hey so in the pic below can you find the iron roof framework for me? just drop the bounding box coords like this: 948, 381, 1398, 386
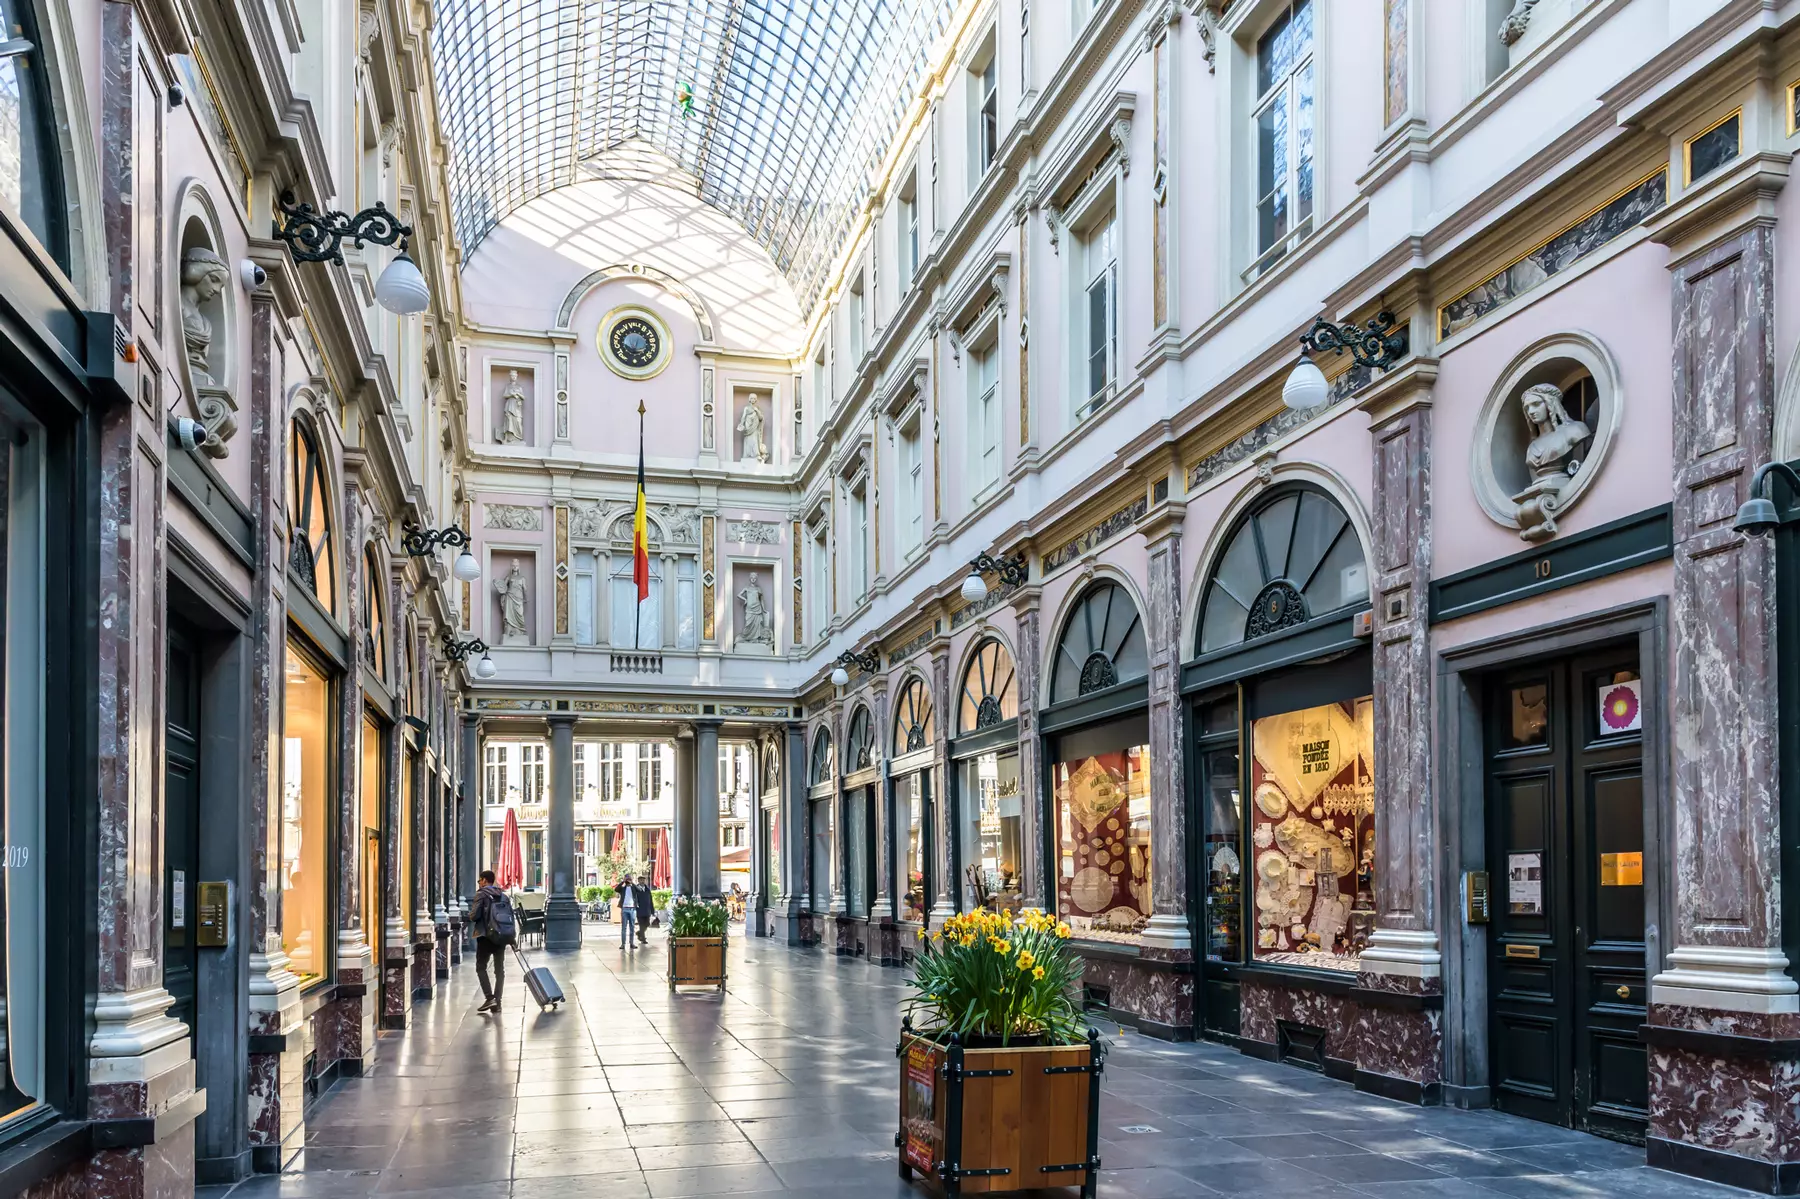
433, 0, 958, 311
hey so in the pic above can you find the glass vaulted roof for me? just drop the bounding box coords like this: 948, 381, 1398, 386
433, 0, 958, 310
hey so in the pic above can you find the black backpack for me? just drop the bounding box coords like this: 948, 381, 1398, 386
483, 890, 518, 942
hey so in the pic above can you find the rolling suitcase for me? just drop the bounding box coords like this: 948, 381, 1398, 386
512, 943, 564, 1011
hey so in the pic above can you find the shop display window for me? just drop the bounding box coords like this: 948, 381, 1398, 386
1, 399, 44, 1124
1198, 697, 1242, 961
810, 797, 832, 912
763, 808, 779, 904
961, 751, 1022, 911
360, 714, 385, 950
900, 773, 927, 921
1249, 696, 1375, 971
846, 788, 868, 917
281, 641, 332, 984
400, 751, 414, 921
1052, 716, 1152, 943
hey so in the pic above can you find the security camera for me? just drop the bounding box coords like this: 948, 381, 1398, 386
240, 260, 267, 291
167, 83, 185, 109
171, 416, 205, 452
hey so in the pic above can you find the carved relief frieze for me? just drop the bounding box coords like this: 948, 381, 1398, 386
484, 503, 542, 531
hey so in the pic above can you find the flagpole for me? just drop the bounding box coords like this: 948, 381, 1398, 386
636, 400, 646, 651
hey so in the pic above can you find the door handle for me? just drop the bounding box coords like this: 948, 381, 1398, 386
1616, 985, 1631, 1000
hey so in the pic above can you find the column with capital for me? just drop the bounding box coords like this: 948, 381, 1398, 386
695, 719, 723, 898
781, 721, 810, 944
545, 712, 582, 950
1010, 588, 1043, 906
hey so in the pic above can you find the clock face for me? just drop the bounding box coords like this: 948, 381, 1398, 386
610, 317, 660, 369
598, 306, 672, 379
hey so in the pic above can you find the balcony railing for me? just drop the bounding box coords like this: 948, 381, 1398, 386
610, 652, 663, 674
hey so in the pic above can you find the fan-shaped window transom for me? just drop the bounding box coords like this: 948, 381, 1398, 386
1051, 582, 1147, 706
1198, 487, 1367, 655
892, 676, 935, 754
845, 706, 875, 772
959, 639, 1018, 733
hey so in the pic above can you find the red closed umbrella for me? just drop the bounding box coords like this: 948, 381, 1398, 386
613, 822, 628, 859
653, 826, 672, 889
496, 807, 524, 889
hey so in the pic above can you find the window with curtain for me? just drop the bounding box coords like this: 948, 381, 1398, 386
519, 743, 545, 805
1250, 0, 1315, 278
637, 742, 662, 802
610, 556, 661, 647
599, 742, 624, 801
675, 558, 697, 648
848, 278, 866, 363
809, 522, 830, 639
898, 416, 923, 557
898, 172, 919, 287
1050, 581, 1147, 705
484, 743, 510, 806
849, 481, 869, 600
288, 420, 338, 616
282, 640, 332, 983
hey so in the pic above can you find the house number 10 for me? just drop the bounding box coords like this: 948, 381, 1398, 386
1535, 559, 1553, 580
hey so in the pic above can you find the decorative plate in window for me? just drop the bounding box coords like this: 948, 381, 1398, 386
598, 305, 672, 380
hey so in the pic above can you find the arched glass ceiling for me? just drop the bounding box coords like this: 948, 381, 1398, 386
432, 0, 958, 311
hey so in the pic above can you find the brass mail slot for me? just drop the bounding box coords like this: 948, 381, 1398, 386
1504, 943, 1541, 960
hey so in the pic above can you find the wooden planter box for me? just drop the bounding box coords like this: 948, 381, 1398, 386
668, 936, 726, 990
896, 1026, 1103, 1197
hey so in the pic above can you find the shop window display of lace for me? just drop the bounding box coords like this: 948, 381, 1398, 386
1250, 697, 1374, 971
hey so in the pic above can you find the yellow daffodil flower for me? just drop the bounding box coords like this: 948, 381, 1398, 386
1032, 966, 1045, 980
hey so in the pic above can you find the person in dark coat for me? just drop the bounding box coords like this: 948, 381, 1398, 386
629, 878, 653, 944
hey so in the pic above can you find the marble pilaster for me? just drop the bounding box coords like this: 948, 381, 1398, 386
1137, 494, 1191, 966
928, 643, 955, 924
695, 718, 723, 898
1009, 588, 1043, 906
780, 721, 811, 944
545, 713, 581, 949
675, 726, 697, 896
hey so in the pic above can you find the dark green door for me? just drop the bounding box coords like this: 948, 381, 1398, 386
165, 626, 202, 1035
1487, 649, 1648, 1142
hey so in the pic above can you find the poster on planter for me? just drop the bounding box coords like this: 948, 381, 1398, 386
1249, 696, 1375, 971
901, 1040, 941, 1174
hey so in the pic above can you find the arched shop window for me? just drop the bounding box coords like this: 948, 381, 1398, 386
288, 418, 339, 617
363, 546, 387, 679
1197, 485, 1368, 655
1193, 484, 1375, 979
809, 728, 834, 785
892, 676, 935, 754
844, 706, 874, 772
1050, 581, 1147, 704
1049, 582, 1152, 943
958, 638, 1017, 733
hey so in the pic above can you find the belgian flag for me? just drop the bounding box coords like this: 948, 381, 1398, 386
632, 401, 650, 626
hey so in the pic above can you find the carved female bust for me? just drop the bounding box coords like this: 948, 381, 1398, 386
1520, 382, 1591, 480
180, 247, 231, 387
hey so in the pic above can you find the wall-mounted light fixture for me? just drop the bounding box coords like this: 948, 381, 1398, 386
1282, 311, 1408, 411
274, 191, 430, 315
443, 633, 497, 679
959, 552, 1028, 603
403, 524, 481, 581
829, 647, 881, 688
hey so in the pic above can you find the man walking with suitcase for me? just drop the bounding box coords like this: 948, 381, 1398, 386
468, 870, 517, 1013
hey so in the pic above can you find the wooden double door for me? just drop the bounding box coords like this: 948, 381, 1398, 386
1486, 648, 1648, 1142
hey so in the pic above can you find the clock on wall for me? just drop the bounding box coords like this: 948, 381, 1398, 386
598, 305, 673, 380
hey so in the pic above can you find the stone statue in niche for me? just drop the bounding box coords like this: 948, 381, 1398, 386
494, 558, 530, 645
1512, 382, 1591, 543
737, 398, 768, 464
499, 370, 527, 444
737, 576, 775, 651
180, 246, 237, 458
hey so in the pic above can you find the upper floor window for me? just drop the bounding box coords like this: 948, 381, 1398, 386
1076, 211, 1117, 421
849, 478, 870, 601
971, 36, 998, 178
898, 412, 923, 559
808, 519, 831, 639
362, 546, 387, 678
0, 0, 66, 269
898, 173, 920, 290
971, 342, 1000, 492
598, 742, 624, 801
288, 419, 338, 617
636, 742, 662, 801
811, 344, 828, 424
1250, 0, 1315, 279
848, 278, 866, 364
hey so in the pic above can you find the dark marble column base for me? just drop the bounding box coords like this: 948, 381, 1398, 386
448, 918, 465, 964
434, 924, 451, 978
1235, 971, 1443, 1103
872, 919, 903, 967
410, 937, 434, 999
1078, 949, 1195, 1035
1649, 1135, 1800, 1194
382, 954, 410, 1030
1644, 1004, 1800, 1190
545, 899, 583, 952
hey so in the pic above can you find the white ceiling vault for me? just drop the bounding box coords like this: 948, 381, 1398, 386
432, 0, 959, 310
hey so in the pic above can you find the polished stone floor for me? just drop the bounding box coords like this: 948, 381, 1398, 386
200, 929, 1749, 1198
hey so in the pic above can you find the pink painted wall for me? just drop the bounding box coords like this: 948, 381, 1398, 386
1431, 241, 1674, 578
